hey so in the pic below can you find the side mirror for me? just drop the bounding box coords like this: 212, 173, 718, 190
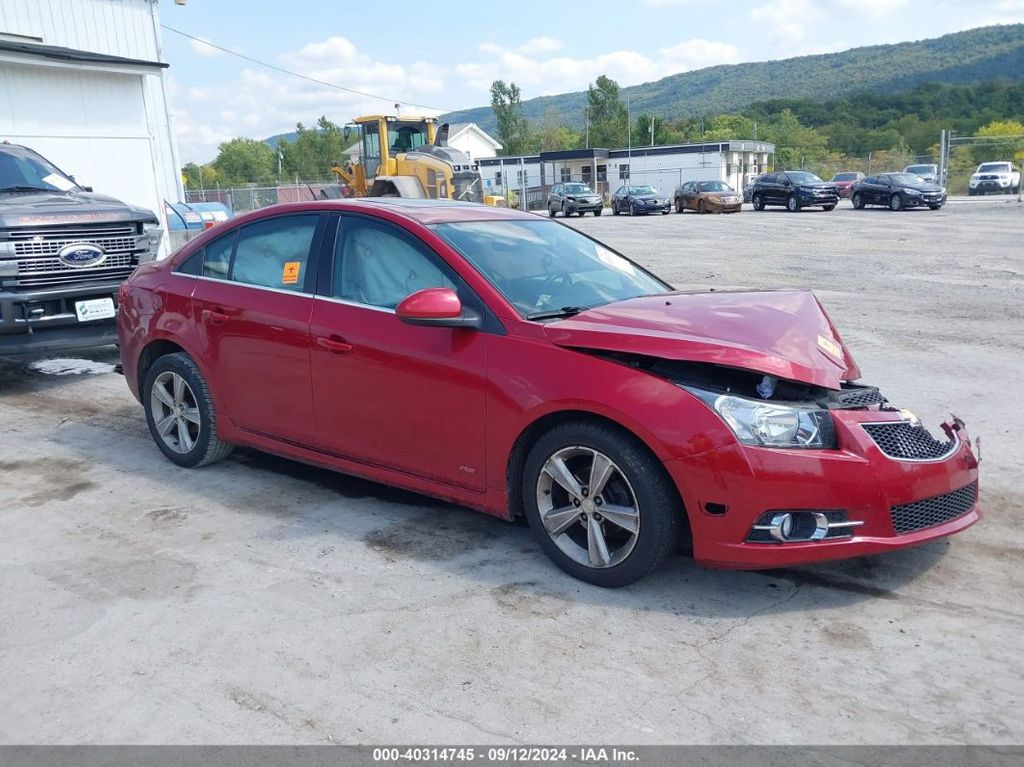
396, 287, 481, 329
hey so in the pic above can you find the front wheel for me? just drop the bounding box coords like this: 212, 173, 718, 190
890, 194, 903, 211
822, 204, 836, 211
697, 200, 706, 214
548, 206, 556, 217
594, 209, 603, 216
143, 352, 233, 468
852, 192, 864, 209
522, 421, 680, 587
787, 195, 800, 212
612, 202, 620, 215
630, 203, 638, 216
675, 198, 684, 213
928, 204, 943, 210
752, 194, 765, 211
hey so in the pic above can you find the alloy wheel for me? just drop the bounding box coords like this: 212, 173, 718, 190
535, 446, 640, 569
150, 371, 201, 454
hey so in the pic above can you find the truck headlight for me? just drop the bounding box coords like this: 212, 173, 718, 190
141, 222, 165, 262
684, 387, 837, 449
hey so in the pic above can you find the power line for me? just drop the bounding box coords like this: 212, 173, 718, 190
161, 24, 450, 114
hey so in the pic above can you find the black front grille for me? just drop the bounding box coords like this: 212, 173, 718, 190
890, 482, 978, 534
863, 421, 957, 460
832, 385, 884, 409
2, 223, 141, 290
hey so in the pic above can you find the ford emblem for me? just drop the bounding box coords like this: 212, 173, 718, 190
58, 243, 106, 268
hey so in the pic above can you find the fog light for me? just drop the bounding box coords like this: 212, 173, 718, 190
769, 512, 794, 541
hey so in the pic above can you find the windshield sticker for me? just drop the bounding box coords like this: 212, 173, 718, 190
43, 173, 76, 192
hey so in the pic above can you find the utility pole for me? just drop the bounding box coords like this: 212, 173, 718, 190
650, 115, 655, 147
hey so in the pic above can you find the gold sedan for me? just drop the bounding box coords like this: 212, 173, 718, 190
673, 180, 743, 214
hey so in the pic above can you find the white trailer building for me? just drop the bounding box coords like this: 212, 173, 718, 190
0, 0, 181, 254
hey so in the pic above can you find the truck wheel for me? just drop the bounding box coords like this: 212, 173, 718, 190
522, 420, 680, 587
143, 352, 233, 468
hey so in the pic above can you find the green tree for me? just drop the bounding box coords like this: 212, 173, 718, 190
586, 75, 628, 148
279, 116, 348, 180
490, 80, 532, 156
975, 120, 1024, 162
633, 114, 670, 146
211, 138, 276, 185
532, 107, 582, 152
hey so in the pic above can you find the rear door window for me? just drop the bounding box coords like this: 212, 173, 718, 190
230, 215, 319, 292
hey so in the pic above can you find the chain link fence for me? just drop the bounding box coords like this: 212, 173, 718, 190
941, 132, 1024, 196
185, 181, 345, 213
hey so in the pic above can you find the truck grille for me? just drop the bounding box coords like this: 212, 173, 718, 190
890, 482, 977, 534
862, 421, 958, 461
3, 224, 140, 289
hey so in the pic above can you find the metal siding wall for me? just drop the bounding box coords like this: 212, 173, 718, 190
0, 0, 157, 60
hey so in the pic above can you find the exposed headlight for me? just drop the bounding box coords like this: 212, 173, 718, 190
905, 188, 921, 195
685, 387, 837, 449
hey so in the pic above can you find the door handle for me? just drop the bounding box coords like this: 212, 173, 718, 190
317, 336, 353, 354
202, 308, 229, 325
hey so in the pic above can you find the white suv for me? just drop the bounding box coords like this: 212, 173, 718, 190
969, 162, 1021, 195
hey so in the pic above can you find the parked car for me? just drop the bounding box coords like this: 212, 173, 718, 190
851, 173, 946, 211
0, 141, 162, 356
903, 164, 941, 185
829, 171, 865, 199
547, 183, 604, 217
750, 171, 839, 212
968, 162, 1021, 195
610, 185, 671, 215
118, 198, 980, 587
743, 174, 766, 203
673, 180, 742, 214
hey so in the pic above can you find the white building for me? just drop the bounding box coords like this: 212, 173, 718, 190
480, 140, 775, 208
343, 121, 502, 164
0, 0, 182, 254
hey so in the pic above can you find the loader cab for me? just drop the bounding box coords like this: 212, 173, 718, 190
353, 115, 436, 177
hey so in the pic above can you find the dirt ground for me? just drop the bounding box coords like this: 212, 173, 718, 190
1, 198, 1021, 745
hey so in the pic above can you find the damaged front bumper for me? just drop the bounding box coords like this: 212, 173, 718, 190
666, 409, 980, 569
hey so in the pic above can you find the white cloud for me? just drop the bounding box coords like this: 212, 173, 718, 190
659, 39, 741, 70
641, 0, 694, 6
188, 36, 222, 58
518, 36, 563, 55
750, 0, 823, 45
836, 0, 908, 15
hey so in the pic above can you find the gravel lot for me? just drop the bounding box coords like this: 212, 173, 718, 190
1, 198, 1021, 745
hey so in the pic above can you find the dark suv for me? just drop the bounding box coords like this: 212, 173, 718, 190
750, 171, 838, 212
0, 143, 162, 356
547, 183, 604, 216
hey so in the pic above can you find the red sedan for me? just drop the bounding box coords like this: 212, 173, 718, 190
118, 199, 980, 586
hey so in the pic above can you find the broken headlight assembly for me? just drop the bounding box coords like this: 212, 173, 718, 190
684, 386, 838, 449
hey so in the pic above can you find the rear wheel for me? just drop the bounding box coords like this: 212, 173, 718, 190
787, 195, 800, 212
675, 198, 684, 213
890, 194, 903, 211
752, 194, 765, 211
852, 192, 865, 209
143, 352, 233, 468
522, 421, 680, 587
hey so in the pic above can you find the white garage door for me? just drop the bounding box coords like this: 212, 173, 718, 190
0, 61, 161, 217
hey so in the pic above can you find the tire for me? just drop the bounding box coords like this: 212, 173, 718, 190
697, 200, 705, 214
968, 188, 976, 196
594, 209, 602, 216
752, 194, 765, 211
562, 203, 569, 218
822, 204, 836, 211
522, 420, 680, 587
630, 202, 638, 216
548, 206, 556, 217
612, 202, 620, 215
928, 204, 942, 210
787, 195, 800, 212
852, 192, 864, 209
890, 194, 903, 211
661, 208, 670, 215
675, 198, 684, 213
143, 352, 233, 468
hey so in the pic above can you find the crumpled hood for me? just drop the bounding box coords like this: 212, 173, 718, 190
0, 190, 155, 228
543, 289, 861, 389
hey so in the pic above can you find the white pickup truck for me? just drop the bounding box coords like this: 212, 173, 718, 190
968, 161, 1021, 195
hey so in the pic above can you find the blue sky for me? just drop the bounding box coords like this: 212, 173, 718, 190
159, 0, 1024, 162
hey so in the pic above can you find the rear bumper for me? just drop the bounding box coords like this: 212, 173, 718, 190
0, 281, 122, 357
666, 412, 980, 569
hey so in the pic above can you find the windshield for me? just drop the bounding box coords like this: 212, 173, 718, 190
628, 186, 656, 195
784, 171, 824, 184
905, 165, 935, 174
563, 184, 595, 194
698, 181, 733, 193
978, 163, 1011, 173
0, 146, 80, 193
432, 220, 670, 318
888, 173, 928, 186
832, 173, 860, 181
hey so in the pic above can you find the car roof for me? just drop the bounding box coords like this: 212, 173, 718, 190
229, 198, 538, 226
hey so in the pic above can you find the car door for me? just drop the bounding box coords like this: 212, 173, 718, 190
308, 214, 489, 492
680, 182, 695, 210
549, 184, 562, 211
191, 213, 324, 445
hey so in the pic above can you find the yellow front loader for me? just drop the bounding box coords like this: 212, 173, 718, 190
330, 115, 485, 203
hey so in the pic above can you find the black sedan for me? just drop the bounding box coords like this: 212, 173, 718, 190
611, 185, 671, 215
851, 173, 946, 211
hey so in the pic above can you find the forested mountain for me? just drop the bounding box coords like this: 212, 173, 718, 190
441, 25, 1024, 132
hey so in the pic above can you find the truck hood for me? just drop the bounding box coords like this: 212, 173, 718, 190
0, 190, 155, 228
543, 289, 860, 389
